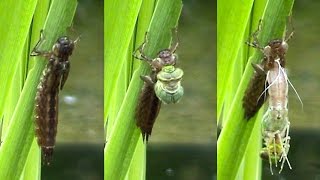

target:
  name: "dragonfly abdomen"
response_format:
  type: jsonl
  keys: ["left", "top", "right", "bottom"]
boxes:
{"left": 35, "top": 58, "right": 62, "bottom": 165}
{"left": 135, "top": 72, "right": 161, "bottom": 141}
{"left": 31, "top": 30, "right": 77, "bottom": 165}
{"left": 243, "top": 61, "right": 268, "bottom": 120}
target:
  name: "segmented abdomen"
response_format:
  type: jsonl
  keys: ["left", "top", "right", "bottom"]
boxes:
{"left": 267, "top": 61, "right": 288, "bottom": 109}
{"left": 135, "top": 72, "right": 161, "bottom": 141}
{"left": 243, "top": 60, "right": 268, "bottom": 120}
{"left": 35, "top": 57, "right": 63, "bottom": 165}
{"left": 261, "top": 59, "right": 291, "bottom": 173}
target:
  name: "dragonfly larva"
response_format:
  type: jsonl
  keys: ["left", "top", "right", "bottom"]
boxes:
{"left": 134, "top": 28, "right": 184, "bottom": 141}
{"left": 242, "top": 20, "right": 270, "bottom": 120}
{"left": 31, "top": 30, "right": 79, "bottom": 165}
{"left": 135, "top": 71, "right": 162, "bottom": 141}
{"left": 243, "top": 58, "right": 268, "bottom": 120}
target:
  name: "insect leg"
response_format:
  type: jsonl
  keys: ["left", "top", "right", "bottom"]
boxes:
{"left": 140, "top": 75, "right": 155, "bottom": 85}
{"left": 170, "top": 27, "right": 179, "bottom": 53}
{"left": 30, "top": 30, "right": 51, "bottom": 58}
{"left": 246, "top": 19, "right": 264, "bottom": 51}
{"left": 268, "top": 139, "right": 274, "bottom": 175}
{"left": 251, "top": 62, "right": 266, "bottom": 75}
{"left": 60, "top": 61, "right": 70, "bottom": 90}
{"left": 285, "top": 16, "right": 295, "bottom": 43}
{"left": 133, "top": 32, "right": 153, "bottom": 62}
{"left": 273, "top": 136, "right": 278, "bottom": 168}
{"left": 73, "top": 35, "right": 81, "bottom": 45}
{"left": 283, "top": 122, "right": 292, "bottom": 170}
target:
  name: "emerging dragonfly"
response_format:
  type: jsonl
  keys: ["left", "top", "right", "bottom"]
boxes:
{"left": 134, "top": 28, "right": 184, "bottom": 141}
{"left": 31, "top": 30, "right": 79, "bottom": 165}
{"left": 243, "top": 20, "right": 302, "bottom": 174}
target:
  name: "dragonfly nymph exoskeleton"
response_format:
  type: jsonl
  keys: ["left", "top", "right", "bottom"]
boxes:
{"left": 243, "top": 19, "right": 292, "bottom": 120}
{"left": 243, "top": 20, "right": 302, "bottom": 174}
{"left": 30, "top": 30, "right": 79, "bottom": 165}
{"left": 134, "top": 28, "right": 184, "bottom": 141}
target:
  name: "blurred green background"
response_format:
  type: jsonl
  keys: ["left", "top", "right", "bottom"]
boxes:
{"left": 42, "top": 0, "right": 215, "bottom": 179}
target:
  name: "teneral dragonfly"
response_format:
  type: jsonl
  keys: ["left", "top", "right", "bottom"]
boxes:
{"left": 242, "top": 20, "right": 301, "bottom": 174}
{"left": 134, "top": 28, "right": 184, "bottom": 141}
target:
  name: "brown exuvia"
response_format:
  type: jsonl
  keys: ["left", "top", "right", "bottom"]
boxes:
{"left": 135, "top": 72, "right": 161, "bottom": 141}
{"left": 243, "top": 59, "right": 268, "bottom": 120}
{"left": 31, "top": 30, "right": 78, "bottom": 165}
{"left": 242, "top": 20, "right": 293, "bottom": 120}
{"left": 243, "top": 38, "right": 290, "bottom": 120}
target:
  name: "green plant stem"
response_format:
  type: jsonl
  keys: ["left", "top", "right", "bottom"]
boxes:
{"left": 104, "top": 0, "right": 143, "bottom": 127}
{"left": 0, "top": 0, "right": 38, "bottom": 130}
{"left": 125, "top": 1, "right": 156, "bottom": 179}
{"left": 217, "top": 0, "right": 254, "bottom": 122}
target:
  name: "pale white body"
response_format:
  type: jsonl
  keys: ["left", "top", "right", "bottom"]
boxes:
{"left": 262, "top": 59, "right": 291, "bottom": 174}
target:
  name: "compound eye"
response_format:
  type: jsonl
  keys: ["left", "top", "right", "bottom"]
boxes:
{"left": 263, "top": 46, "right": 272, "bottom": 56}
{"left": 281, "top": 41, "right": 288, "bottom": 52}
{"left": 52, "top": 43, "right": 60, "bottom": 56}
{"left": 158, "top": 49, "right": 172, "bottom": 58}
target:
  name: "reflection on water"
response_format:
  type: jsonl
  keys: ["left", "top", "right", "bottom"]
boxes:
{"left": 62, "top": 95, "right": 77, "bottom": 105}
{"left": 42, "top": 144, "right": 215, "bottom": 180}
{"left": 147, "top": 144, "right": 215, "bottom": 180}
{"left": 42, "top": 144, "right": 103, "bottom": 180}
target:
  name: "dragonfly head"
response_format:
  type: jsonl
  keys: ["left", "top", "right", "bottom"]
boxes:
{"left": 157, "top": 49, "right": 177, "bottom": 66}
{"left": 53, "top": 36, "right": 75, "bottom": 58}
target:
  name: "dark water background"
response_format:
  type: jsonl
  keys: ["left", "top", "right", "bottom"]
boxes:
{"left": 42, "top": 0, "right": 215, "bottom": 179}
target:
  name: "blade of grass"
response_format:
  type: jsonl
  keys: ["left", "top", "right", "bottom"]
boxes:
{"left": 104, "top": 0, "right": 182, "bottom": 179}
{"left": 0, "top": 0, "right": 39, "bottom": 179}
{"left": 104, "top": 0, "right": 146, "bottom": 179}
{"left": 104, "top": 0, "right": 145, "bottom": 179}
{"left": 0, "top": 0, "right": 77, "bottom": 178}
{"left": 0, "top": 0, "right": 38, "bottom": 135}
{"left": 125, "top": 1, "right": 156, "bottom": 179}
{"left": 240, "top": 1, "right": 267, "bottom": 179}
{"left": 22, "top": 1, "right": 51, "bottom": 179}
{"left": 104, "top": 0, "right": 143, "bottom": 127}
{"left": 217, "top": 0, "right": 254, "bottom": 123}
{"left": 243, "top": 110, "right": 263, "bottom": 180}
{"left": 217, "top": 0, "right": 294, "bottom": 179}
{"left": 22, "top": 140, "right": 41, "bottom": 180}
{"left": 24, "top": 1, "right": 49, "bottom": 179}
